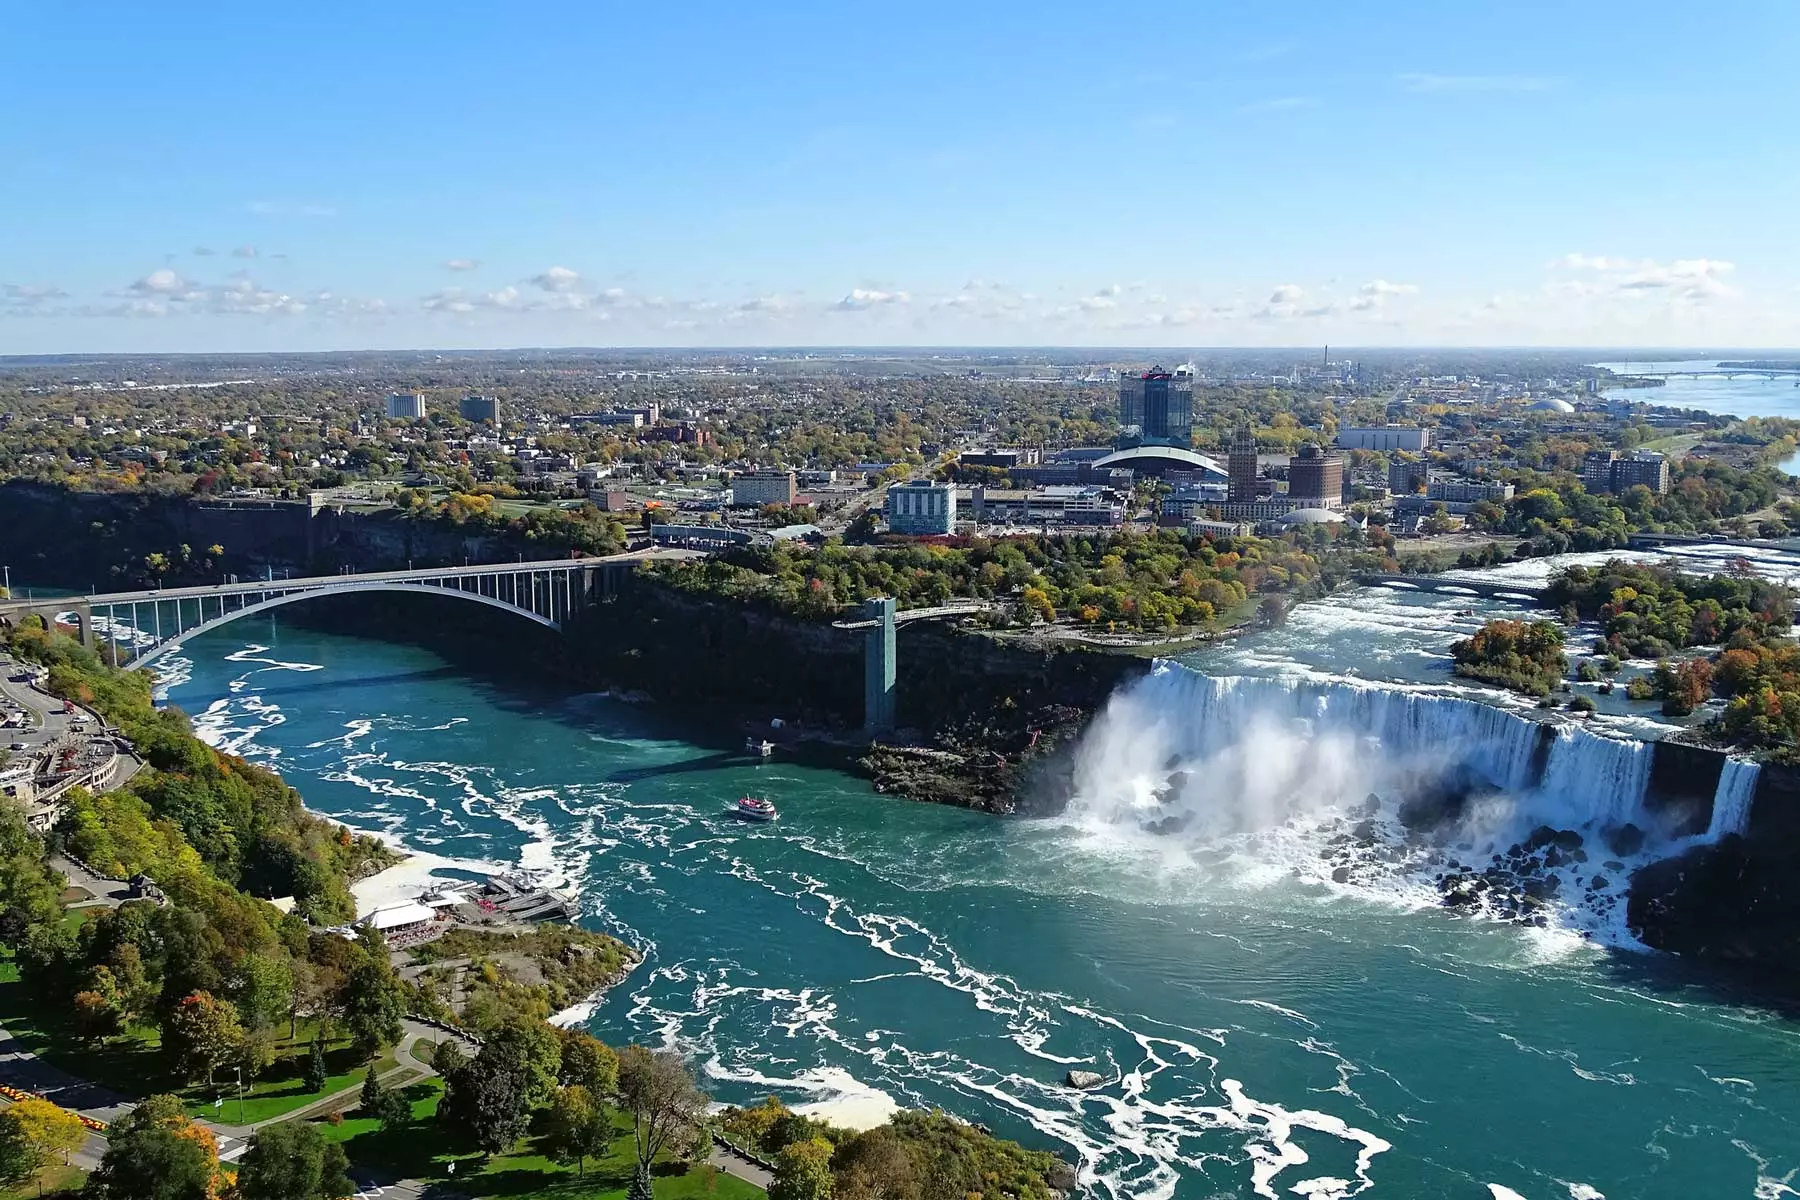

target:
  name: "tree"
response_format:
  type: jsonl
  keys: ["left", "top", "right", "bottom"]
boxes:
{"left": 85, "top": 1095, "right": 220, "bottom": 1200}
{"left": 235, "top": 1121, "right": 354, "bottom": 1200}
{"left": 834, "top": 1127, "right": 921, "bottom": 1200}
{"left": 359, "top": 1065, "right": 409, "bottom": 1130}
{"left": 485, "top": 1018, "right": 562, "bottom": 1109}
{"left": 430, "top": 1038, "right": 467, "bottom": 1076}
{"left": 232, "top": 953, "right": 295, "bottom": 1033}
{"left": 439, "top": 1044, "right": 531, "bottom": 1159}
{"left": 557, "top": 1028, "right": 619, "bottom": 1095}
{"left": 304, "top": 1036, "right": 328, "bottom": 1093}
{"left": 544, "top": 1085, "right": 611, "bottom": 1179}
{"left": 616, "top": 1046, "right": 708, "bottom": 1178}
{"left": 626, "top": 1164, "right": 654, "bottom": 1200}
{"left": 0, "top": 1098, "right": 85, "bottom": 1182}
{"left": 340, "top": 959, "right": 404, "bottom": 1060}
{"left": 771, "top": 1135, "right": 836, "bottom": 1200}
{"left": 164, "top": 990, "right": 244, "bottom": 1086}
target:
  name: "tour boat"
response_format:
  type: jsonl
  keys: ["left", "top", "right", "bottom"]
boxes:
{"left": 731, "top": 795, "right": 778, "bottom": 823}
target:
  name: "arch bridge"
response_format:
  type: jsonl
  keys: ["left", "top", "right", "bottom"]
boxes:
{"left": 0, "top": 548, "right": 697, "bottom": 668}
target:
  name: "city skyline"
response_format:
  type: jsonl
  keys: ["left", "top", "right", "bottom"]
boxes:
{"left": 5, "top": 1, "right": 1798, "bottom": 353}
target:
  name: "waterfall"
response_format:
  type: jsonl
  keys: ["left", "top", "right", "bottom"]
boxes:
{"left": 1706, "top": 758, "right": 1761, "bottom": 838}
{"left": 1535, "top": 728, "right": 1653, "bottom": 829}
{"left": 1072, "top": 662, "right": 1655, "bottom": 835}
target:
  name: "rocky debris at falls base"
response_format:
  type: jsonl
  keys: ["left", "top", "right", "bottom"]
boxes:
{"left": 1313, "top": 793, "right": 1645, "bottom": 932}
{"left": 1628, "top": 835, "right": 1800, "bottom": 1000}
{"left": 860, "top": 703, "right": 1091, "bottom": 816}
{"left": 1064, "top": 1070, "right": 1106, "bottom": 1090}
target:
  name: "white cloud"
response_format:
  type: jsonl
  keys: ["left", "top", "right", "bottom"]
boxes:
{"left": 1267, "top": 283, "right": 1306, "bottom": 305}
{"left": 4, "top": 283, "right": 68, "bottom": 306}
{"left": 833, "top": 288, "right": 909, "bottom": 311}
{"left": 445, "top": 258, "right": 480, "bottom": 271}
{"left": 1553, "top": 253, "right": 1737, "bottom": 302}
{"left": 192, "top": 246, "right": 215, "bottom": 257}
{"left": 232, "top": 245, "right": 257, "bottom": 259}
{"left": 1078, "top": 294, "right": 1118, "bottom": 311}
{"left": 1399, "top": 73, "right": 1554, "bottom": 93}
{"left": 531, "top": 266, "right": 582, "bottom": 292}
{"left": 1359, "top": 279, "right": 1419, "bottom": 297}
{"left": 422, "top": 289, "right": 475, "bottom": 314}
{"left": 131, "top": 268, "right": 187, "bottom": 295}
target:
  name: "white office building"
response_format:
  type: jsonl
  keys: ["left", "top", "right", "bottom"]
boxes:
{"left": 386, "top": 392, "right": 427, "bottom": 420}
{"left": 886, "top": 480, "right": 957, "bottom": 535}
{"left": 1335, "top": 425, "right": 1431, "bottom": 452}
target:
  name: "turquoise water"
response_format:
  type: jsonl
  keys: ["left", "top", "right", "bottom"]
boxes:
{"left": 155, "top": 622, "right": 1800, "bottom": 1200}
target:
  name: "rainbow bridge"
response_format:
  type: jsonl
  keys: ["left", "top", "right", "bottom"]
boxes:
{"left": 0, "top": 548, "right": 699, "bottom": 668}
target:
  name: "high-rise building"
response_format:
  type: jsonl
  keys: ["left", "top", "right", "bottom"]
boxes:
{"left": 1228, "top": 429, "right": 1259, "bottom": 502}
{"left": 1118, "top": 365, "right": 1194, "bottom": 447}
{"left": 460, "top": 394, "right": 501, "bottom": 425}
{"left": 729, "top": 469, "right": 797, "bottom": 507}
{"left": 1287, "top": 443, "right": 1344, "bottom": 508}
{"left": 386, "top": 392, "right": 427, "bottom": 420}
{"left": 1582, "top": 450, "right": 1670, "bottom": 495}
{"left": 1388, "top": 457, "right": 1428, "bottom": 496}
{"left": 1613, "top": 451, "right": 1671, "bottom": 494}
{"left": 885, "top": 480, "right": 957, "bottom": 535}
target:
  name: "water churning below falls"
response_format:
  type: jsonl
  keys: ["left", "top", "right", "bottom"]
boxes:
{"left": 157, "top": 626, "right": 1800, "bottom": 1200}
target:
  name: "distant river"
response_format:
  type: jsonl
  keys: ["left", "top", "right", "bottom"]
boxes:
{"left": 152, "top": 558, "right": 1800, "bottom": 1200}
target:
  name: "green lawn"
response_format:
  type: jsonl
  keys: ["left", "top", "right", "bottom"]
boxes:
{"left": 178, "top": 1039, "right": 397, "bottom": 1124}
{"left": 0, "top": 1162, "right": 85, "bottom": 1198}
{"left": 0, "top": 952, "right": 393, "bottom": 1126}
{"left": 321, "top": 1079, "right": 763, "bottom": 1199}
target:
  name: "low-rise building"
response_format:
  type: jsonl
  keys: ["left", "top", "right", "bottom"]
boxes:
{"left": 1336, "top": 425, "right": 1431, "bottom": 452}
{"left": 1427, "top": 477, "right": 1514, "bottom": 504}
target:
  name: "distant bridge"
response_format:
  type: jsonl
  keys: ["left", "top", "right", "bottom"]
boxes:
{"left": 0, "top": 548, "right": 701, "bottom": 668}
{"left": 1616, "top": 369, "right": 1800, "bottom": 381}
{"left": 1357, "top": 573, "right": 1550, "bottom": 604}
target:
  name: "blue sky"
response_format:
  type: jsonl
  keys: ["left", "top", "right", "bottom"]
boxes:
{"left": 4, "top": 0, "right": 1797, "bottom": 352}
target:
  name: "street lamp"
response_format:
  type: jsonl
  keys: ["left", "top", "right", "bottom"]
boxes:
{"left": 234, "top": 1066, "right": 246, "bottom": 1125}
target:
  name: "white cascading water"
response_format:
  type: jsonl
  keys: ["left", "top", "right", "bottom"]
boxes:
{"left": 1706, "top": 758, "right": 1761, "bottom": 838}
{"left": 1070, "top": 662, "right": 1655, "bottom": 839}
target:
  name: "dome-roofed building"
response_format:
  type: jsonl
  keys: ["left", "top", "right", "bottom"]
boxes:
{"left": 1276, "top": 507, "right": 1347, "bottom": 527}
{"left": 1090, "top": 444, "right": 1227, "bottom": 481}
{"left": 1527, "top": 397, "right": 1576, "bottom": 414}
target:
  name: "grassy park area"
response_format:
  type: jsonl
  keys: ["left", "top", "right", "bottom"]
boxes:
{"left": 321, "top": 1078, "right": 763, "bottom": 1199}
{"left": 0, "top": 950, "right": 395, "bottom": 1126}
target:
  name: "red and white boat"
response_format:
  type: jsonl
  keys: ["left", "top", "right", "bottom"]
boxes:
{"left": 730, "top": 795, "right": 778, "bottom": 823}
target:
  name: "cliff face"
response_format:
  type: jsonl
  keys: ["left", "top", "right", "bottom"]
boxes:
{"left": 1628, "top": 757, "right": 1800, "bottom": 1001}
{"left": 280, "top": 579, "right": 1149, "bottom": 814}
{"left": 0, "top": 481, "right": 546, "bottom": 588}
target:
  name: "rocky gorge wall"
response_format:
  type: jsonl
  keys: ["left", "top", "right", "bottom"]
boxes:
{"left": 0, "top": 481, "right": 527, "bottom": 588}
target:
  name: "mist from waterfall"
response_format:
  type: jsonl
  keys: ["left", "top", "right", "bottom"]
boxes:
{"left": 1069, "top": 663, "right": 1658, "bottom": 844}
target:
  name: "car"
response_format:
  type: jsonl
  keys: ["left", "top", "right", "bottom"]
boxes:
{"left": 9, "top": 673, "right": 30, "bottom": 683}
{"left": 7, "top": 742, "right": 26, "bottom": 752}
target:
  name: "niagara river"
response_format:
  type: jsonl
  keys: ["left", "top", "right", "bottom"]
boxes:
{"left": 153, "top": 570, "right": 1800, "bottom": 1200}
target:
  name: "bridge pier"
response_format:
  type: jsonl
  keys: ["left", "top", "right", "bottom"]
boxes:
{"left": 862, "top": 597, "right": 896, "bottom": 734}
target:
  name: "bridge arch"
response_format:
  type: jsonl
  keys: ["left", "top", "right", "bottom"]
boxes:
{"left": 113, "top": 580, "right": 559, "bottom": 669}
